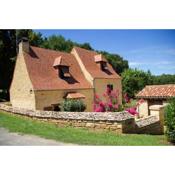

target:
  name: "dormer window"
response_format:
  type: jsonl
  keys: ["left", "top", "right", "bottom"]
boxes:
{"left": 101, "top": 62, "right": 108, "bottom": 71}
{"left": 59, "top": 66, "right": 71, "bottom": 78}
{"left": 53, "top": 56, "right": 71, "bottom": 79}
{"left": 94, "top": 54, "right": 108, "bottom": 71}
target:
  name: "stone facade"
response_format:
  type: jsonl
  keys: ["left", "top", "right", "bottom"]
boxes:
{"left": 0, "top": 103, "right": 164, "bottom": 134}
{"left": 10, "top": 41, "right": 122, "bottom": 112}
{"left": 10, "top": 45, "right": 35, "bottom": 110}
{"left": 72, "top": 48, "right": 122, "bottom": 105}
{"left": 137, "top": 101, "right": 149, "bottom": 118}
{"left": 35, "top": 88, "right": 94, "bottom": 111}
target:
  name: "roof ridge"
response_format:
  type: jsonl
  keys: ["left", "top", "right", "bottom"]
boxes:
{"left": 146, "top": 84, "right": 175, "bottom": 87}
{"left": 73, "top": 46, "right": 97, "bottom": 54}
{"left": 30, "top": 45, "right": 72, "bottom": 56}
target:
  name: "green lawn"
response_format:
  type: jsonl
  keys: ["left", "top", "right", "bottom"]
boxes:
{"left": 0, "top": 111, "right": 170, "bottom": 146}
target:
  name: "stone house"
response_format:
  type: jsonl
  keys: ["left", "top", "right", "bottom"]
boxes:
{"left": 10, "top": 38, "right": 122, "bottom": 111}
{"left": 136, "top": 84, "right": 175, "bottom": 117}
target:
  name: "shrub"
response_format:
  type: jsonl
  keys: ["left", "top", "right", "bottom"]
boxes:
{"left": 61, "top": 99, "right": 86, "bottom": 112}
{"left": 165, "top": 98, "right": 175, "bottom": 143}
{"left": 94, "top": 87, "right": 123, "bottom": 112}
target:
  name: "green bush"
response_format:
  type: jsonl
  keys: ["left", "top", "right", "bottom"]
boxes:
{"left": 61, "top": 99, "right": 86, "bottom": 112}
{"left": 165, "top": 98, "right": 175, "bottom": 143}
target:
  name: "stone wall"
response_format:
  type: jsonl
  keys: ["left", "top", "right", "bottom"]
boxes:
{"left": 0, "top": 103, "right": 134, "bottom": 133}
{"left": 135, "top": 116, "right": 163, "bottom": 134}
{"left": 0, "top": 103, "right": 164, "bottom": 134}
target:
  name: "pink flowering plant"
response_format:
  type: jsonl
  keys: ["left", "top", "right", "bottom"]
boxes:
{"left": 94, "top": 87, "right": 122, "bottom": 112}
{"left": 125, "top": 98, "right": 145, "bottom": 116}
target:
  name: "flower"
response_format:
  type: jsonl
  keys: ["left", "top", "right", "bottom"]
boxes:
{"left": 126, "top": 107, "right": 138, "bottom": 115}
{"left": 108, "top": 102, "right": 113, "bottom": 108}
{"left": 113, "top": 104, "right": 119, "bottom": 109}
{"left": 94, "top": 88, "right": 120, "bottom": 112}
{"left": 94, "top": 106, "right": 105, "bottom": 112}
{"left": 95, "top": 94, "right": 99, "bottom": 99}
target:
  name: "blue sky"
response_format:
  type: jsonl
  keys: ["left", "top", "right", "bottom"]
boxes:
{"left": 35, "top": 30, "right": 175, "bottom": 75}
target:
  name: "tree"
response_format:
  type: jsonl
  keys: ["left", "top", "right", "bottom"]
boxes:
{"left": 0, "top": 30, "right": 16, "bottom": 100}
{"left": 41, "top": 35, "right": 71, "bottom": 52}
{"left": 76, "top": 42, "right": 93, "bottom": 50}
{"left": 16, "top": 30, "right": 44, "bottom": 47}
{"left": 99, "top": 51, "right": 129, "bottom": 74}
{"left": 122, "top": 69, "right": 153, "bottom": 98}
{"left": 152, "top": 74, "right": 175, "bottom": 85}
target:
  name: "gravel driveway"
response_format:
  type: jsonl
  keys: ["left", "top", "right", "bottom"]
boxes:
{"left": 0, "top": 127, "right": 75, "bottom": 146}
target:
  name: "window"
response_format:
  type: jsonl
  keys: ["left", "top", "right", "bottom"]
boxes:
{"left": 59, "top": 66, "right": 71, "bottom": 78}
{"left": 107, "top": 84, "right": 113, "bottom": 91}
{"left": 101, "top": 62, "right": 108, "bottom": 71}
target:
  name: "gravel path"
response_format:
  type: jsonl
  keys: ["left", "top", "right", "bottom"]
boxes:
{"left": 0, "top": 127, "right": 75, "bottom": 146}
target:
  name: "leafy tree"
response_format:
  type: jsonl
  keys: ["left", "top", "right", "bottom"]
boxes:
{"left": 0, "top": 30, "right": 16, "bottom": 100}
{"left": 41, "top": 35, "right": 73, "bottom": 52}
{"left": 122, "top": 69, "right": 153, "bottom": 98}
{"left": 16, "top": 30, "right": 44, "bottom": 47}
{"left": 76, "top": 42, "right": 93, "bottom": 50}
{"left": 0, "top": 30, "right": 45, "bottom": 100}
{"left": 99, "top": 51, "right": 129, "bottom": 74}
{"left": 152, "top": 74, "right": 175, "bottom": 85}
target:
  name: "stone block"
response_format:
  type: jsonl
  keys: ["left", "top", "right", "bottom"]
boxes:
{"left": 86, "top": 122, "right": 95, "bottom": 128}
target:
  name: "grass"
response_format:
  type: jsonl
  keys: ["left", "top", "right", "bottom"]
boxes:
{"left": 0, "top": 111, "right": 170, "bottom": 146}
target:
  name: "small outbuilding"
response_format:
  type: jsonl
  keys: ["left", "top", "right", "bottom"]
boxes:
{"left": 136, "top": 84, "right": 175, "bottom": 117}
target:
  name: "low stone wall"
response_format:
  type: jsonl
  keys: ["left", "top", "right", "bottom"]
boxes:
{"left": 0, "top": 103, "right": 164, "bottom": 134}
{"left": 0, "top": 103, "right": 135, "bottom": 133}
{"left": 135, "top": 116, "right": 164, "bottom": 134}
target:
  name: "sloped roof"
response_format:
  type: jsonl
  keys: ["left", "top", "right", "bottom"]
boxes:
{"left": 73, "top": 47, "right": 121, "bottom": 79}
{"left": 23, "top": 46, "right": 92, "bottom": 90}
{"left": 136, "top": 84, "right": 175, "bottom": 99}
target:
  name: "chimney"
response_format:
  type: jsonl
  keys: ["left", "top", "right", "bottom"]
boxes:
{"left": 19, "top": 37, "right": 29, "bottom": 53}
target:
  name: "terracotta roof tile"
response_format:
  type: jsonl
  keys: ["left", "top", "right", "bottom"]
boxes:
{"left": 74, "top": 47, "right": 121, "bottom": 79}
{"left": 66, "top": 92, "right": 85, "bottom": 99}
{"left": 24, "top": 46, "right": 92, "bottom": 90}
{"left": 53, "top": 56, "right": 69, "bottom": 67}
{"left": 136, "top": 84, "right": 175, "bottom": 99}
{"left": 94, "top": 54, "right": 107, "bottom": 62}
